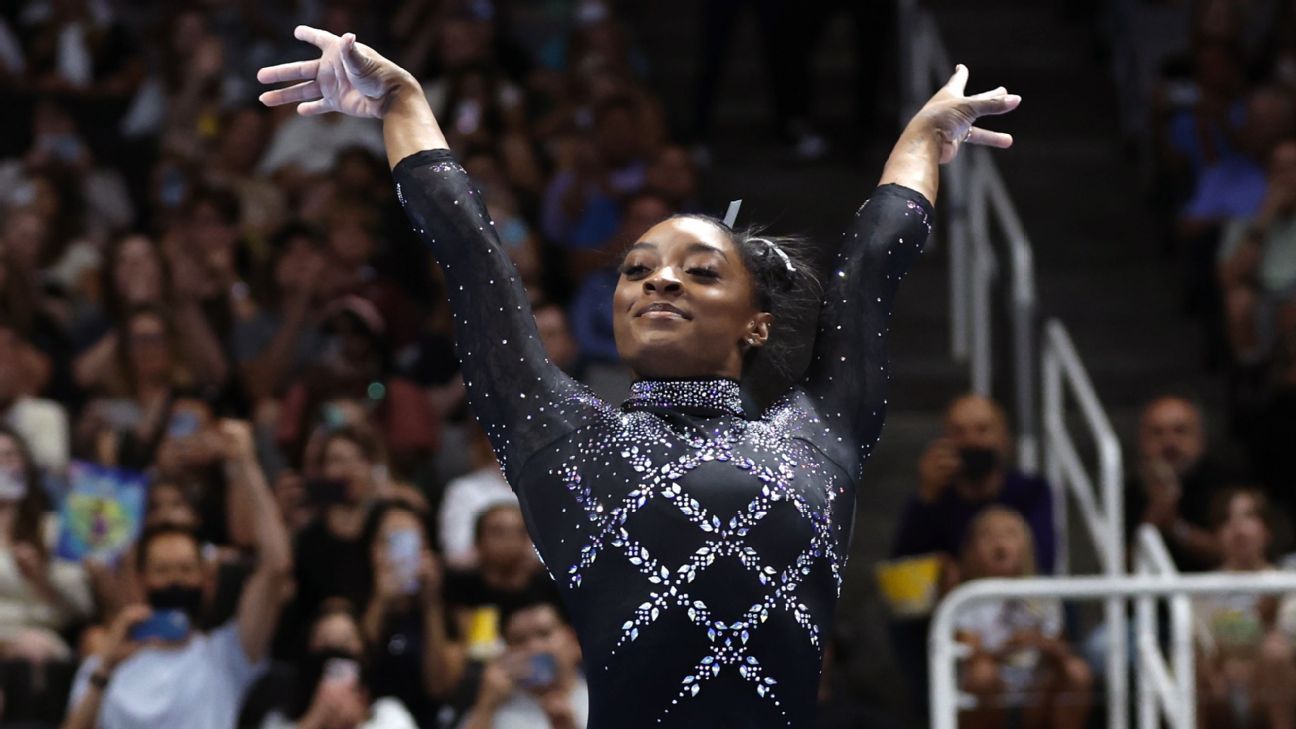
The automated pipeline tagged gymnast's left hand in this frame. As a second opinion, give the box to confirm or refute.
[256,26,413,118]
[914,64,1021,164]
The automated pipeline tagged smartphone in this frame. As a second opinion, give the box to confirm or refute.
[305,478,350,506]
[387,529,422,595]
[167,411,200,439]
[130,610,191,642]
[518,652,557,690]
[0,468,27,500]
[322,656,360,685]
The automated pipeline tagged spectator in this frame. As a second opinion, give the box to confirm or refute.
[1193,488,1296,729]
[282,425,408,657]
[438,425,515,570]
[275,296,440,472]
[359,501,461,724]
[457,595,587,729]
[891,394,1056,575]
[1218,139,1296,362]
[1126,395,1231,571]
[0,425,92,664]
[444,504,556,661]
[954,508,1092,729]
[0,322,70,473]
[63,420,291,729]
[260,599,418,729]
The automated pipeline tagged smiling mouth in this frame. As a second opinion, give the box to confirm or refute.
[638,303,690,319]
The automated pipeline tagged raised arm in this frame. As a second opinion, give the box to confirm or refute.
[258,29,605,480]
[803,66,1019,475]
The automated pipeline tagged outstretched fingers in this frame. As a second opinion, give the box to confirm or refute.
[944,64,969,96]
[293,24,337,49]
[256,60,319,85]
[966,127,1014,149]
[969,93,1021,118]
[258,80,321,107]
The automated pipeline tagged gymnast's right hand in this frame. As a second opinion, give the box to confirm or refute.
[257,26,412,119]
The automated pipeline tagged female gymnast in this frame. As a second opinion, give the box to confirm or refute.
[258,26,1019,728]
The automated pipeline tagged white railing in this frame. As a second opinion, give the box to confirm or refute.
[897,0,1039,472]
[1134,524,1194,729]
[929,572,1296,729]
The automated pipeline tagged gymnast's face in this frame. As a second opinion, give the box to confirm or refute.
[613,217,771,380]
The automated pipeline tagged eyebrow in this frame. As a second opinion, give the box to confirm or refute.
[627,241,728,260]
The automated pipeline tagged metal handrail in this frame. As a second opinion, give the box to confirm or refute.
[1041,318,1127,729]
[898,0,1039,471]
[1134,525,1195,729]
[929,572,1296,729]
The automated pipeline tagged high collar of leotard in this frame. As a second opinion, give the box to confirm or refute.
[621,377,745,418]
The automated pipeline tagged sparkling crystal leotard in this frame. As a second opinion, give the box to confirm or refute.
[393,149,932,728]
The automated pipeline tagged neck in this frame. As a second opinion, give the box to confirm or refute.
[325,504,367,539]
[481,560,532,590]
[1223,554,1268,572]
[622,376,745,418]
[955,471,1005,501]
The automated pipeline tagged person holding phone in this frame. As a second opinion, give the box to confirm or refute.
[891,393,1056,576]
[459,596,587,729]
[260,600,417,729]
[358,501,462,725]
[62,420,292,729]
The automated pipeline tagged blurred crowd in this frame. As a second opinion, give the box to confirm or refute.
[0,0,705,726]
[0,0,903,726]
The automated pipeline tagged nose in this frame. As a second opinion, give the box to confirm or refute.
[643,267,683,295]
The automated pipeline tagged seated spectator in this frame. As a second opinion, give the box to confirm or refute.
[444,504,556,661]
[1126,395,1231,571]
[954,508,1092,729]
[281,425,413,658]
[891,394,1055,575]
[63,420,290,729]
[438,425,516,570]
[1218,139,1296,362]
[0,425,92,664]
[275,296,440,473]
[359,501,461,724]
[457,595,587,729]
[260,599,417,729]
[1194,488,1296,729]
[0,322,69,473]
[1178,87,1295,242]
[234,223,329,406]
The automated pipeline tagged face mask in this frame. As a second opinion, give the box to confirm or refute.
[0,468,28,501]
[959,447,1000,481]
[146,583,205,623]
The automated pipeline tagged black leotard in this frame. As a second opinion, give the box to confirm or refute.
[394,149,932,728]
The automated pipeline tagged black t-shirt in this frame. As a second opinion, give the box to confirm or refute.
[274,517,371,659]
[442,568,560,614]
[1124,458,1236,571]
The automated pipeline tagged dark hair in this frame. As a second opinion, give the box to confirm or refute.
[360,499,428,559]
[312,423,388,473]
[663,214,822,379]
[1207,486,1274,534]
[100,232,166,324]
[473,501,522,545]
[185,186,241,226]
[135,522,203,573]
[498,590,569,640]
[0,425,49,559]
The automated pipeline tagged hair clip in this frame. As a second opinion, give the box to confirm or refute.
[722,199,742,229]
[750,237,796,273]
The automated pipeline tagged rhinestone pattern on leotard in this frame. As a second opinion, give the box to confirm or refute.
[393,148,932,728]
